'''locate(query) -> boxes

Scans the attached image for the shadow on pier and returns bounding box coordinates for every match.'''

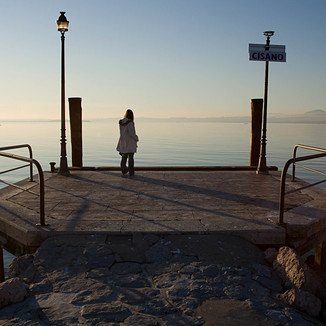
[1,169,326,256]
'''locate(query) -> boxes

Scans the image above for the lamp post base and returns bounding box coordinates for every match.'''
[256,155,269,175]
[58,157,70,176]
[256,168,269,175]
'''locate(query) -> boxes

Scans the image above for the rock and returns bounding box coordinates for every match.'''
[281,288,322,317]
[273,246,326,299]
[252,275,283,293]
[80,303,132,323]
[86,267,110,279]
[70,283,114,305]
[124,313,164,326]
[263,309,289,324]
[85,253,115,270]
[0,278,27,308]
[29,278,52,295]
[252,263,272,278]
[195,298,281,326]
[110,262,142,274]
[264,248,278,265]
[83,243,113,257]
[321,308,326,323]
[1,235,325,325]
[120,288,160,305]
[145,244,171,263]
[8,254,34,278]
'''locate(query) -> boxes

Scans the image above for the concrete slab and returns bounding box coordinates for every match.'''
[0,169,325,254]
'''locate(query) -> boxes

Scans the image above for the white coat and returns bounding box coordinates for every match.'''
[116,118,139,154]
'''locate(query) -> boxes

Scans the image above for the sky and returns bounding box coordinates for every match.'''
[0,0,326,120]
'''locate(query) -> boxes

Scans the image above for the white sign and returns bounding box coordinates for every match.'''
[249,43,286,62]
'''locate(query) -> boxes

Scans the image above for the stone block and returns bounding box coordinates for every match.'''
[0,277,27,308]
[281,288,321,317]
[273,246,326,300]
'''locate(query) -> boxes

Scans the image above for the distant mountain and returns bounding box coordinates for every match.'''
[305,109,326,114]
[164,116,250,123]
[268,110,326,123]
[165,110,326,124]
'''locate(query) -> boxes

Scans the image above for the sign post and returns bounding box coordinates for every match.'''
[249,31,286,174]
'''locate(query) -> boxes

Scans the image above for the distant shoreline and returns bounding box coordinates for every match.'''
[1,110,326,124]
[1,119,326,124]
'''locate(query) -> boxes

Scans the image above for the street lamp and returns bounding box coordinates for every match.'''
[56,11,70,175]
[257,30,274,175]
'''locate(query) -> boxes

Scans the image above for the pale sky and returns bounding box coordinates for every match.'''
[0,0,325,120]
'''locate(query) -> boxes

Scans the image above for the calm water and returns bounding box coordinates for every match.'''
[1,119,325,182]
[1,119,326,272]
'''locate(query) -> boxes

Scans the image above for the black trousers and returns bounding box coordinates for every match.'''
[120,153,135,176]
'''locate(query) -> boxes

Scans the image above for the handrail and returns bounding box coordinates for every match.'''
[279,144,326,225]
[0,145,45,226]
[292,144,326,181]
[0,144,33,181]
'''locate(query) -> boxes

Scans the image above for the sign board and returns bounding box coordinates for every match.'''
[249,43,286,62]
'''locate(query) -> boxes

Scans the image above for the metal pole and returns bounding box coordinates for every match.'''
[250,98,263,166]
[257,32,273,174]
[59,31,70,176]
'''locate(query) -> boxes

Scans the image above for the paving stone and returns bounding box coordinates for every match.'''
[110,262,142,275]
[80,303,132,323]
[2,170,326,260]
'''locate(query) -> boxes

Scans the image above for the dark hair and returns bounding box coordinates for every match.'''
[124,109,134,121]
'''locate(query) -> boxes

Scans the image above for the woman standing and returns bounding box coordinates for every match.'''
[116,109,139,176]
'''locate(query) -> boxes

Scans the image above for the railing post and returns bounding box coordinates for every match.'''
[279,159,292,225]
[279,172,286,225]
[28,144,33,182]
[33,159,45,226]
[292,145,298,181]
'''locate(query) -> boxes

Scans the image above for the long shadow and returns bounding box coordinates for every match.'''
[46,183,181,232]
[47,181,188,232]
[51,172,280,231]
[104,171,280,210]
[113,172,325,222]
[0,295,52,324]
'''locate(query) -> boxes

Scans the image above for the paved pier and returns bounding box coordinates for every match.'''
[0,169,326,255]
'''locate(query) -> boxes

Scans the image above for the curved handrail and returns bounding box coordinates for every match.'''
[292,144,326,181]
[0,144,33,181]
[0,147,45,226]
[279,145,326,225]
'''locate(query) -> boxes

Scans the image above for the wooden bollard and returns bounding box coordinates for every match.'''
[69,97,83,167]
[315,241,326,269]
[250,99,263,167]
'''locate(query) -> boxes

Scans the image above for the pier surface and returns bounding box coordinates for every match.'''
[0,169,326,255]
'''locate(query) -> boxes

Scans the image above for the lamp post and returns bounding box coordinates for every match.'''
[256,31,274,175]
[57,12,70,176]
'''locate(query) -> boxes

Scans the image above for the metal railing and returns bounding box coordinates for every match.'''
[0,144,45,226]
[279,144,326,225]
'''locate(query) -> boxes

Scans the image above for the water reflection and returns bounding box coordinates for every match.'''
[0,119,325,187]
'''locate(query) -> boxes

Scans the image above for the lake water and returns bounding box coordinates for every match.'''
[1,119,326,183]
[1,119,326,273]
